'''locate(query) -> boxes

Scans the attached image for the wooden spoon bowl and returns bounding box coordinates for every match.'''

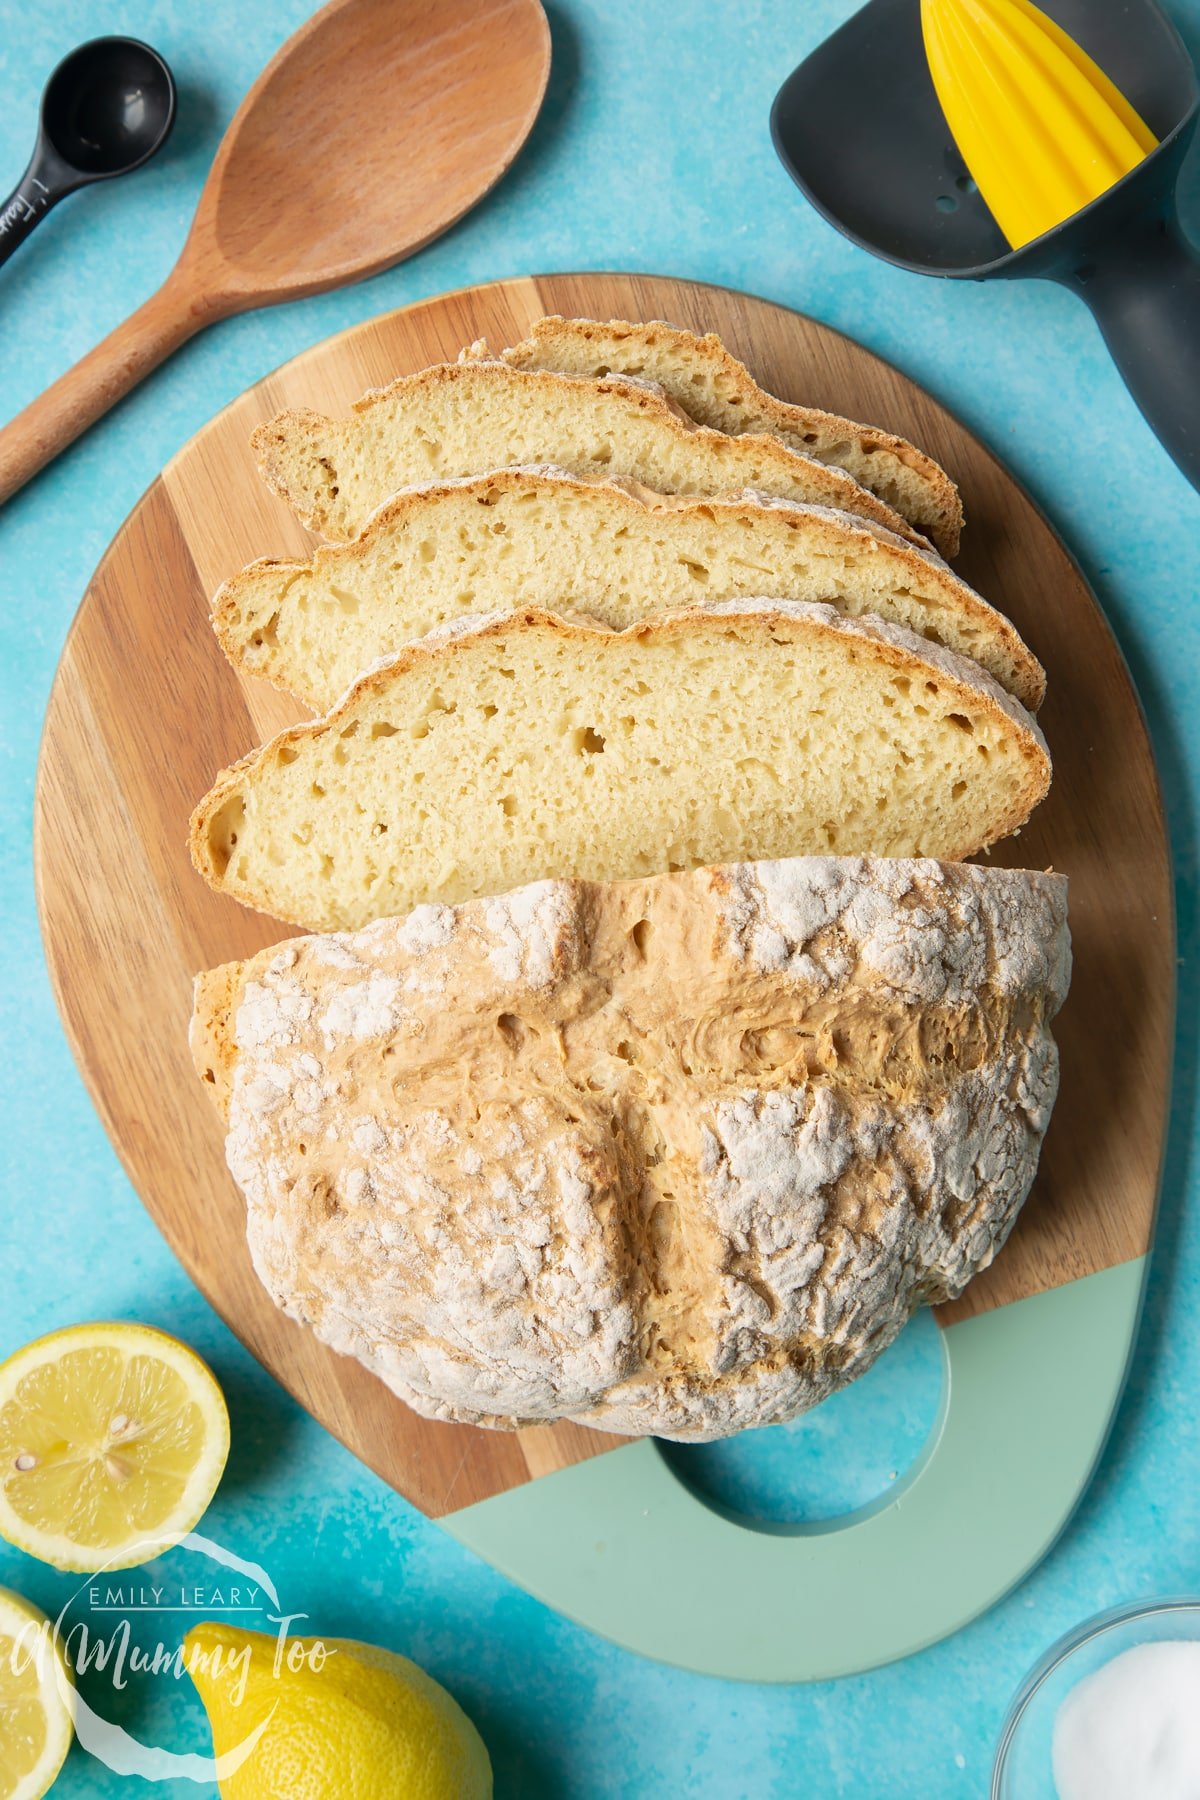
[0,0,550,500]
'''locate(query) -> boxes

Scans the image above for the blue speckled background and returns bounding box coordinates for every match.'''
[1,2,1198,1793]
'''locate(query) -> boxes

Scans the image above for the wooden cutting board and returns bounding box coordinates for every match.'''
[34,274,1172,1525]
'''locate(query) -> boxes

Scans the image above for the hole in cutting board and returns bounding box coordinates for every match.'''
[657,1309,945,1528]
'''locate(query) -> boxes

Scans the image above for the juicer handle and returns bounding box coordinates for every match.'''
[1070,205,1200,492]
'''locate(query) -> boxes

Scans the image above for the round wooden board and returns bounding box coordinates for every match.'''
[34,274,1173,1522]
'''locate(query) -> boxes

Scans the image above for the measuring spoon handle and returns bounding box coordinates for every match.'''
[0,270,215,504]
[0,148,77,272]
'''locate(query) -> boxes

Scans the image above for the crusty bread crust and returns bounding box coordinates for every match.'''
[478,315,965,557]
[250,360,931,547]
[212,466,1043,711]
[189,600,1051,931]
[190,964,245,1120]
[193,857,1069,1438]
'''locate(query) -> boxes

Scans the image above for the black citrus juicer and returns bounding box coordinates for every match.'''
[771,0,1200,490]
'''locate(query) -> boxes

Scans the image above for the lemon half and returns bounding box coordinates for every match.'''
[0,1587,73,1800]
[0,1323,229,1572]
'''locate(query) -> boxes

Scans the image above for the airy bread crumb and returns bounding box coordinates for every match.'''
[251,360,930,546]
[214,467,1041,712]
[190,599,1050,934]
[477,314,964,556]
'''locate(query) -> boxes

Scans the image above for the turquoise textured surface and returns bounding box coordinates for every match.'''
[1,0,1197,1792]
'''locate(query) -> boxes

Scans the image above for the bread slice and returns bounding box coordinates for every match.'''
[215,467,1043,713]
[192,857,1070,1438]
[190,599,1050,934]
[251,361,932,546]
[474,316,964,557]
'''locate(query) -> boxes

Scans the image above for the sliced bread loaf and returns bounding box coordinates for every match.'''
[251,361,930,546]
[214,467,1043,712]
[192,857,1070,1438]
[476,315,964,557]
[190,600,1050,934]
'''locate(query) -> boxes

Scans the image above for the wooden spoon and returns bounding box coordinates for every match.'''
[0,0,550,502]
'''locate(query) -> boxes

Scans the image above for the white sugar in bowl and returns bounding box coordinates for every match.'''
[993,1598,1200,1799]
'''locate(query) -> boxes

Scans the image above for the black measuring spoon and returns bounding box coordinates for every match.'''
[0,37,176,271]
[772,0,1200,491]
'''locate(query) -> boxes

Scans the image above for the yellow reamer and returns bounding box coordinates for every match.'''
[921,0,1158,248]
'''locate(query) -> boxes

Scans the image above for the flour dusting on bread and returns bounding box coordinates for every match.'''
[195,859,1069,1440]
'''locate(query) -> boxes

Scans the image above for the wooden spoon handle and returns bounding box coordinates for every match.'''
[0,273,214,504]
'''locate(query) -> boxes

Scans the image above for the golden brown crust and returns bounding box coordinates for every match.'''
[195,858,1070,1438]
[189,963,246,1122]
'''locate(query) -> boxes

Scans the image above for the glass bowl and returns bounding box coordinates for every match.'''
[992,1597,1200,1798]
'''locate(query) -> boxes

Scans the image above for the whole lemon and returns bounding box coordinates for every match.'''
[185,1620,492,1799]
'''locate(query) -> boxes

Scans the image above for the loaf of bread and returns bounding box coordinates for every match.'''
[190,600,1051,933]
[473,315,964,557]
[191,858,1070,1439]
[251,361,930,546]
[214,467,1043,712]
